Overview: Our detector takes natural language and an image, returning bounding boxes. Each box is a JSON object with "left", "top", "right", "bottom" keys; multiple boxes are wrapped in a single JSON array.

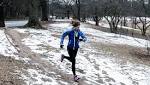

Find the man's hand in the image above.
[{"left": 60, "top": 45, "right": 64, "bottom": 48}]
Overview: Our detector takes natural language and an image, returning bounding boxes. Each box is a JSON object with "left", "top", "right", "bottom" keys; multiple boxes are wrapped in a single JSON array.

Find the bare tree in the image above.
[
  {"left": 93, "top": 7, "right": 102, "bottom": 26},
  {"left": 137, "top": 17, "right": 150, "bottom": 36},
  {"left": 0, "top": 0, "right": 11, "bottom": 27},
  {"left": 93, "top": 0, "right": 104, "bottom": 26},
  {"left": 75, "top": 0, "right": 81, "bottom": 21},
  {"left": 119, "top": 0, "right": 129, "bottom": 27},
  {"left": 135, "top": 0, "right": 150, "bottom": 36},
  {"left": 130, "top": 17, "right": 138, "bottom": 30},
  {"left": 40, "top": 0, "right": 49, "bottom": 21},
  {"left": 25, "top": 0, "right": 43, "bottom": 29},
  {"left": 103, "top": 0, "right": 122, "bottom": 33},
  {"left": 61, "top": 0, "right": 75, "bottom": 19}
]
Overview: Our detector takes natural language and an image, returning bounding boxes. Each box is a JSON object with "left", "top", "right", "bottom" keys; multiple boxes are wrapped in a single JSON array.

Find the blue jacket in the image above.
[{"left": 60, "top": 27, "right": 87, "bottom": 49}]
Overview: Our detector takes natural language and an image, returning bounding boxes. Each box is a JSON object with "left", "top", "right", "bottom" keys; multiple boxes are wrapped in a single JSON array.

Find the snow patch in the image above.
[
  {"left": 22, "top": 69, "right": 59, "bottom": 85},
  {"left": 5, "top": 20, "right": 28, "bottom": 27},
  {"left": 0, "top": 30, "right": 18, "bottom": 57}
]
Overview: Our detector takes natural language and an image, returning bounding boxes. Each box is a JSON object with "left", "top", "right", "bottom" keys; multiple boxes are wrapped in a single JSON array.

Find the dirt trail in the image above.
[{"left": 5, "top": 29, "right": 90, "bottom": 85}]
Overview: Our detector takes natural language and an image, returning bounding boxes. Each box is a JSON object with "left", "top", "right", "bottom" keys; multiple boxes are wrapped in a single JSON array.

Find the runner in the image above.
[{"left": 60, "top": 20, "right": 87, "bottom": 81}]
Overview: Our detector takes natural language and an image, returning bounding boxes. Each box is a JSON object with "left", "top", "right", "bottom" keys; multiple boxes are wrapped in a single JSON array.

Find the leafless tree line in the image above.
[
  {"left": 0, "top": 0, "right": 150, "bottom": 36},
  {"left": 0, "top": 0, "right": 49, "bottom": 29}
]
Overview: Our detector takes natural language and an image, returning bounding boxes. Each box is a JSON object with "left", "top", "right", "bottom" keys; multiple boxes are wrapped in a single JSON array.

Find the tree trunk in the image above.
[
  {"left": 94, "top": 7, "right": 99, "bottom": 26},
  {"left": 25, "top": 0, "right": 43, "bottom": 29},
  {"left": 76, "top": 0, "right": 80, "bottom": 21},
  {"left": 134, "top": 18, "right": 137, "bottom": 29},
  {"left": 123, "top": 17, "right": 127, "bottom": 26},
  {"left": 142, "top": 25, "right": 146, "bottom": 36},
  {"left": 109, "top": 23, "right": 113, "bottom": 33},
  {"left": 41, "top": 0, "right": 48, "bottom": 21},
  {"left": 82, "top": 14, "right": 86, "bottom": 22},
  {"left": 113, "top": 26, "right": 118, "bottom": 33},
  {"left": 0, "top": 4, "right": 5, "bottom": 27},
  {"left": 110, "top": 22, "right": 118, "bottom": 33},
  {"left": 67, "top": 10, "right": 70, "bottom": 19},
  {"left": 95, "top": 16, "right": 99, "bottom": 26},
  {"left": 142, "top": 30, "right": 146, "bottom": 36}
]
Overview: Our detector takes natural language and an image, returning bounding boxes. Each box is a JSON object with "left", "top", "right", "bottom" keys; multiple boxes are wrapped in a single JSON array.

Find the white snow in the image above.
[
  {"left": 50, "top": 22, "right": 149, "bottom": 48},
  {"left": 54, "top": 19, "right": 72, "bottom": 22},
  {"left": 0, "top": 29, "right": 18, "bottom": 57},
  {"left": 50, "top": 23, "right": 71, "bottom": 29},
  {"left": 14, "top": 21, "right": 150, "bottom": 85},
  {"left": 22, "top": 69, "right": 60, "bottom": 85},
  {"left": 5, "top": 20, "right": 28, "bottom": 27},
  {"left": 87, "top": 20, "right": 140, "bottom": 31}
]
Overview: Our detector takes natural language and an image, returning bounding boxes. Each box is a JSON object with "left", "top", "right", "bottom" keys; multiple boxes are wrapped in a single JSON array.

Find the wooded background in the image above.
[{"left": 1, "top": 0, "right": 150, "bottom": 36}]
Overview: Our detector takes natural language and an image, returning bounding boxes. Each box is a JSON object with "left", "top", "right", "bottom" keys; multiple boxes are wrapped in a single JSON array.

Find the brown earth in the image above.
[{"left": 0, "top": 55, "right": 25, "bottom": 85}]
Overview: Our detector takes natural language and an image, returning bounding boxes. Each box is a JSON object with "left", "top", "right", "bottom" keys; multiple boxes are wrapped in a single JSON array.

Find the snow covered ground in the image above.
[
  {"left": 22, "top": 69, "right": 60, "bottom": 85},
  {"left": 87, "top": 20, "right": 140, "bottom": 31},
  {"left": 14, "top": 22, "right": 150, "bottom": 85},
  {"left": 50, "top": 23, "right": 150, "bottom": 48},
  {"left": 0, "top": 29, "right": 18, "bottom": 57},
  {"left": 1, "top": 20, "right": 150, "bottom": 85},
  {"left": 5, "top": 20, "right": 28, "bottom": 27}
]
